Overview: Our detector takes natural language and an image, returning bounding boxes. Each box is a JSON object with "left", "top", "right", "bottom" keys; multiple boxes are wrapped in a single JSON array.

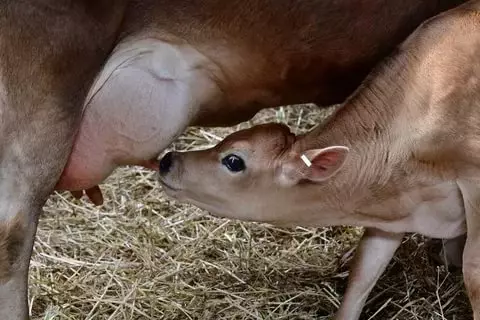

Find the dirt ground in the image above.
[{"left": 30, "top": 105, "right": 470, "bottom": 319}]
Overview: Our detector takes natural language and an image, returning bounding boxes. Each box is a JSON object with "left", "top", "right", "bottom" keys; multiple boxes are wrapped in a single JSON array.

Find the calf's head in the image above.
[{"left": 158, "top": 123, "right": 349, "bottom": 224}]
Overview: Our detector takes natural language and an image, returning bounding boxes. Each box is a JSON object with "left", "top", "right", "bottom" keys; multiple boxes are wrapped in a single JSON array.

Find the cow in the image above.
[
  {"left": 157, "top": 1, "right": 480, "bottom": 318},
  {"left": 0, "top": 0, "right": 466, "bottom": 319}
]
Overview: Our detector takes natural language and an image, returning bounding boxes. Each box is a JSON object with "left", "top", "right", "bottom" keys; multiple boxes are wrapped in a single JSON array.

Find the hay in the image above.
[{"left": 31, "top": 105, "right": 470, "bottom": 319}]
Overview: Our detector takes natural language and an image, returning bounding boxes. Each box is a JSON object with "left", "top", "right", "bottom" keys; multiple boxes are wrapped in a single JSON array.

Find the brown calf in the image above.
[
  {"left": 0, "top": 0, "right": 466, "bottom": 318},
  {"left": 158, "top": 1, "right": 480, "bottom": 318}
]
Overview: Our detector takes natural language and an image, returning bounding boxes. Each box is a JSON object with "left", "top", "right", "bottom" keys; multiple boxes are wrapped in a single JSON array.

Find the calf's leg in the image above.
[
  {"left": 335, "top": 228, "right": 404, "bottom": 320},
  {"left": 457, "top": 179, "right": 480, "bottom": 319}
]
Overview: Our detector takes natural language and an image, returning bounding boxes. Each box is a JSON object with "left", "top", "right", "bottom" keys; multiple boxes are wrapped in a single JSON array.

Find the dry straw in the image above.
[{"left": 31, "top": 105, "right": 469, "bottom": 319}]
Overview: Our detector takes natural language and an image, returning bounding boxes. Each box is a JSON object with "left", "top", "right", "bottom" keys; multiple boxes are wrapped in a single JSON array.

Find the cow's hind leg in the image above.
[
  {"left": 0, "top": 105, "right": 81, "bottom": 319},
  {"left": 0, "top": 2, "right": 126, "bottom": 319}
]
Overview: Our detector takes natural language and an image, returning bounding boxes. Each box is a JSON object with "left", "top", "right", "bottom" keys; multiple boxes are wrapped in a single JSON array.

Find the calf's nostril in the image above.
[{"left": 159, "top": 151, "right": 174, "bottom": 174}]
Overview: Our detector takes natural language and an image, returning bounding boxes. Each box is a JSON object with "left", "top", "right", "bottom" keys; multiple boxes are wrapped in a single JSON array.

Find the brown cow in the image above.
[
  {"left": 0, "top": 0, "right": 466, "bottom": 319},
  {"left": 158, "top": 1, "right": 480, "bottom": 318}
]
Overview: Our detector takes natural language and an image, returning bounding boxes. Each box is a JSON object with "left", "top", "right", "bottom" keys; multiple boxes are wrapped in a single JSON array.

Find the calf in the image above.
[
  {"left": 0, "top": 0, "right": 466, "bottom": 319},
  {"left": 158, "top": 1, "right": 480, "bottom": 318}
]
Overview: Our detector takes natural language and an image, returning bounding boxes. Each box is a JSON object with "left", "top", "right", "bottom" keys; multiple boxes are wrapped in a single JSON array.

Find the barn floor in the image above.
[{"left": 31, "top": 105, "right": 470, "bottom": 320}]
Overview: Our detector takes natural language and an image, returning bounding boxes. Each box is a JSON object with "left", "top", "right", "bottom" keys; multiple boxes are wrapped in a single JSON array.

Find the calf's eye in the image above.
[{"left": 221, "top": 154, "right": 246, "bottom": 172}]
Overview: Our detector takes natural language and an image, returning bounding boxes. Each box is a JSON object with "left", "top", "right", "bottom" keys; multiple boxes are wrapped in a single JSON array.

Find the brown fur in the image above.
[
  {"left": 120, "top": 0, "right": 468, "bottom": 126},
  {"left": 158, "top": 2, "right": 480, "bottom": 318},
  {"left": 0, "top": 1, "right": 127, "bottom": 318},
  {"left": 0, "top": 0, "right": 127, "bottom": 194},
  {"left": 55, "top": 1, "right": 469, "bottom": 195},
  {"left": 0, "top": 0, "right": 470, "bottom": 319},
  {"left": 0, "top": 216, "right": 25, "bottom": 283}
]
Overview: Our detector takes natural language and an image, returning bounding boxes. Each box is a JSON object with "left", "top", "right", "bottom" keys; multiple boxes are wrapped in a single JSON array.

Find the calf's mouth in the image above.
[{"left": 158, "top": 151, "right": 184, "bottom": 193}]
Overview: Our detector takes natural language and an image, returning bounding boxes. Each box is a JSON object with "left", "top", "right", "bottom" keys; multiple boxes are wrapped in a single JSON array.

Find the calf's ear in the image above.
[
  {"left": 277, "top": 146, "right": 349, "bottom": 186},
  {"left": 303, "top": 146, "right": 349, "bottom": 181}
]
